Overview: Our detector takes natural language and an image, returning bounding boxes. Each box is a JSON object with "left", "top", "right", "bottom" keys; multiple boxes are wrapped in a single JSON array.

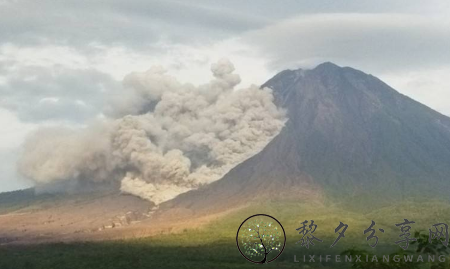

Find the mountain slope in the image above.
[{"left": 161, "top": 62, "right": 450, "bottom": 213}]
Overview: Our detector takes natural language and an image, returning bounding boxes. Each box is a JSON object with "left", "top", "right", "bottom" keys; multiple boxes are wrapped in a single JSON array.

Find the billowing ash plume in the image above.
[{"left": 18, "top": 59, "right": 286, "bottom": 205}]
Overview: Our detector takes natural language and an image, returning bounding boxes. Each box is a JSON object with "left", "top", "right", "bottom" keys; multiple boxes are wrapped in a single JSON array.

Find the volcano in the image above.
[
  {"left": 3, "top": 62, "right": 450, "bottom": 243},
  {"left": 162, "top": 62, "right": 450, "bottom": 213}
]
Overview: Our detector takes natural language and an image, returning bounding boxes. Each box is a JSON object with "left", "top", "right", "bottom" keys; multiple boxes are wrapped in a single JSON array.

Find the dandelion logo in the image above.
[{"left": 236, "top": 214, "right": 286, "bottom": 264}]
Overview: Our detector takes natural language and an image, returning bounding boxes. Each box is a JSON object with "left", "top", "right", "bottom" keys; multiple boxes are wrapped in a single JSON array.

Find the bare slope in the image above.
[{"left": 0, "top": 189, "right": 152, "bottom": 244}]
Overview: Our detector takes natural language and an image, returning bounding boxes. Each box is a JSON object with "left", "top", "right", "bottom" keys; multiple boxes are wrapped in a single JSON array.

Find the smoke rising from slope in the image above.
[{"left": 18, "top": 59, "right": 286, "bottom": 204}]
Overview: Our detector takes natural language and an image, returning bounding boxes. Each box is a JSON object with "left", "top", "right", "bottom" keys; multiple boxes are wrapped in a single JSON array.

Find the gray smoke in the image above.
[{"left": 18, "top": 59, "right": 286, "bottom": 205}]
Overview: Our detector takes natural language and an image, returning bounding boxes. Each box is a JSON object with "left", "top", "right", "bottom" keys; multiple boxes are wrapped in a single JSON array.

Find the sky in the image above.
[{"left": 1, "top": 0, "right": 449, "bottom": 192}]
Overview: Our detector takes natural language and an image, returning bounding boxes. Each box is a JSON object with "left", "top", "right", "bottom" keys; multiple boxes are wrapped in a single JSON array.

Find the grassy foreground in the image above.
[{"left": 2, "top": 199, "right": 450, "bottom": 269}]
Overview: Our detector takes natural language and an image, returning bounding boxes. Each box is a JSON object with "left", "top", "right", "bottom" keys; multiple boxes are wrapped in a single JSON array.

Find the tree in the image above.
[
  {"left": 411, "top": 230, "right": 449, "bottom": 256},
  {"left": 342, "top": 231, "right": 450, "bottom": 269},
  {"left": 411, "top": 230, "right": 449, "bottom": 269},
  {"left": 236, "top": 214, "right": 286, "bottom": 264}
]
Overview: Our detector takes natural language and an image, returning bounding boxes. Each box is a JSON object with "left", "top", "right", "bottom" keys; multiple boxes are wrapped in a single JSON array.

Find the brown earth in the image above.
[{"left": 0, "top": 189, "right": 247, "bottom": 245}]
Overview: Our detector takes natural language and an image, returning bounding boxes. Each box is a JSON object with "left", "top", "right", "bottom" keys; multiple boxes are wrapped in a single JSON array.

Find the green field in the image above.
[{"left": 2, "top": 199, "right": 450, "bottom": 269}]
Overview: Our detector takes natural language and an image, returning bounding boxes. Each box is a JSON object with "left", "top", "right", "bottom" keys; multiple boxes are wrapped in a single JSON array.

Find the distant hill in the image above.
[
  {"left": 0, "top": 189, "right": 37, "bottom": 214},
  {"left": 0, "top": 188, "right": 153, "bottom": 244}
]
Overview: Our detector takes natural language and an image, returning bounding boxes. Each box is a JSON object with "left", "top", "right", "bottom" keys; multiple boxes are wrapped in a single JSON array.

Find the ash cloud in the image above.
[{"left": 18, "top": 59, "right": 286, "bottom": 204}]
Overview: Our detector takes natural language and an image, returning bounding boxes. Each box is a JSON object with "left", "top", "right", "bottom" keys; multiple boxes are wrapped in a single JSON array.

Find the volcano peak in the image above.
[{"left": 162, "top": 63, "right": 450, "bottom": 214}]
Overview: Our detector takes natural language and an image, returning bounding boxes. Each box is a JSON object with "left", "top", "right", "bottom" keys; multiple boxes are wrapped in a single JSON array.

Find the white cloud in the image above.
[
  {"left": 0, "top": 107, "right": 37, "bottom": 149},
  {"left": 0, "top": 108, "right": 36, "bottom": 192},
  {"left": 241, "top": 13, "right": 450, "bottom": 73},
  {"left": 0, "top": 43, "right": 88, "bottom": 70},
  {"left": 380, "top": 67, "right": 450, "bottom": 116},
  {"left": 0, "top": 148, "right": 33, "bottom": 192}
]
